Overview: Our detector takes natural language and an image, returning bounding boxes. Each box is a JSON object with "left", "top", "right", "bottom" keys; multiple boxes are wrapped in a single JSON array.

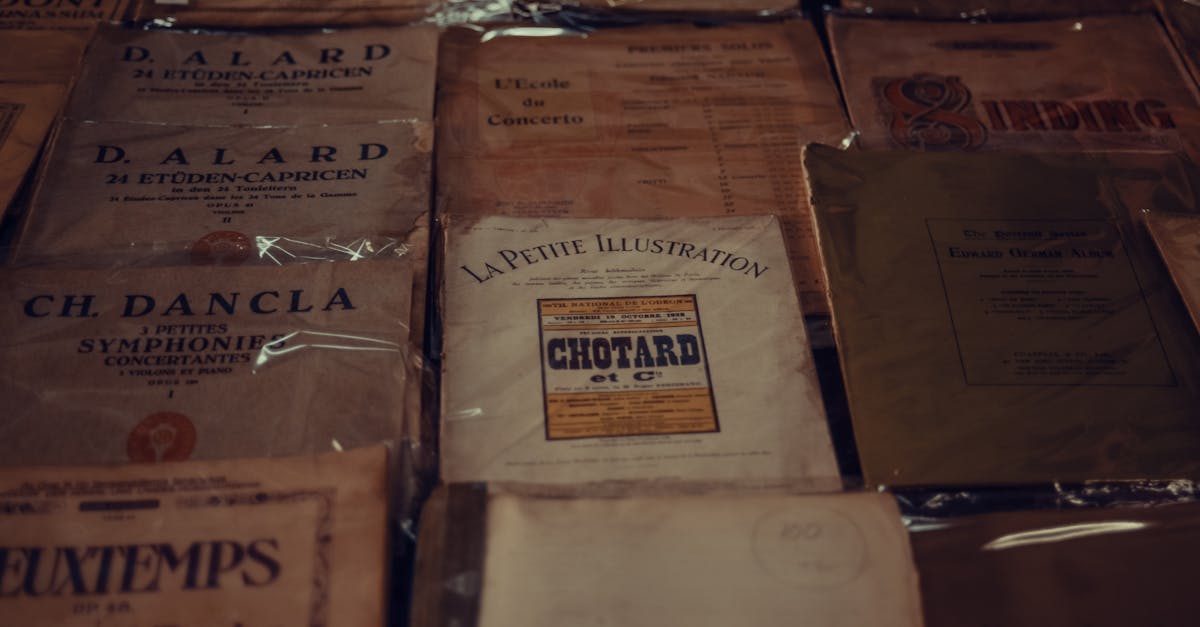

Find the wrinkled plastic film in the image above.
[
  {"left": 0, "top": 259, "right": 431, "bottom": 521},
  {"left": 908, "top": 501, "right": 1200, "bottom": 627}
]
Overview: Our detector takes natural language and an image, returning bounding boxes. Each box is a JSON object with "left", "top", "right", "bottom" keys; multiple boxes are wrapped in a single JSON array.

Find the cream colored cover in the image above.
[
  {"left": 1146, "top": 212, "right": 1200, "bottom": 335},
  {"left": 437, "top": 22, "right": 849, "bottom": 314},
  {"left": 414, "top": 488, "right": 921, "bottom": 627},
  {"left": 441, "top": 215, "right": 838, "bottom": 489},
  {"left": 16, "top": 119, "right": 431, "bottom": 266},
  {"left": 67, "top": 24, "right": 437, "bottom": 125},
  {"left": 0, "top": 446, "right": 388, "bottom": 627},
  {"left": 0, "top": 0, "right": 127, "bottom": 30},
  {"left": 830, "top": 15, "right": 1200, "bottom": 157},
  {"left": 134, "top": 0, "right": 432, "bottom": 26},
  {"left": 0, "top": 260, "right": 413, "bottom": 467},
  {"left": 0, "top": 82, "right": 67, "bottom": 219}
]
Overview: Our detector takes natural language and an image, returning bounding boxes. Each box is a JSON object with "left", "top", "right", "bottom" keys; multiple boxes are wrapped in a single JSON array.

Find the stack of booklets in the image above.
[{"left": 0, "top": 4, "right": 1199, "bottom": 626}]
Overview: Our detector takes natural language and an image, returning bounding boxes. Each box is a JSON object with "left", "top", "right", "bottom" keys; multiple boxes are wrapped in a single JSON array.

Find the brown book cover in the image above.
[
  {"left": 440, "top": 215, "right": 839, "bottom": 490},
  {"left": 15, "top": 119, "right": 431, "bottom": 266},
  {"left": 0, "top": 0, "right": 128, "bottom": 30},
  {"left": 437, "top": 22, "right": 849, "bottom": 314},
  {"left": 413, "top": 486, "right": 922, "bottom": 627},
  {"left": 560, "top": 0, "right": 797, "bottom": 14},
  {"left": 0, "top": 29, "right": 93, "bottom": 83},
  {"left": 66, "top": 24, "right": 437, "bottom": 126},
  {"left": 829, "top": 14, "right": 1200, "bottom": 157},
  {"left": 913, "top": 502, "right": 1200, "bottom": 627},
  {"left": 805, "top": 145, "right": 1200, "bottom": 487},
  {"left": 1159, "top": 0, "right": 1200, "bottom": 89},
  {"left": 837, "top": 0, "right": 1150, "bottom": 18},
  {"left": 0, "top": 446, "right": 389, "bottom": 627},
  {"left": 1146, "top": 212, "right": 1200, "bottom": 335},
  {"left": 0, "top": 82, "right": 67, "bottom": 221},
  {"left": 0, "top": 260, "right": 415, "bottom": 468},
  {"left": 133, "top": 0, "right": 431, "bottom": 26}
]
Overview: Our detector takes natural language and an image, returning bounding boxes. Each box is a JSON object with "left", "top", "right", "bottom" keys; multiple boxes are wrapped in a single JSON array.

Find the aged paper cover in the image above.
[
  {"left": 413, "top": 487, "right": 922, "bottom": 627},
  {"left": 913, "top": 502, "right": 1200, "bottom": 627},
  {"left": 67, "top": 24, "right": 437, "bottom": 126},
  {"left": 16, "top": 119, "right": 431, "bottom": 266},
  {"left": 437, "top": 22, "right": 849, "bottom": 314},
  {"left": 0, "top": 82, "right": 67, "bottom": 221},
  {"left": 0, "top": 29, "right": 92, "bottom": 83},
  {"left": 1159, "top": 0, "right": 1200, "bottom": 89},
  {"left": 829, "top": 15, "right": 1200, "bottom": 157},
  {"left": 836, "top": 0, "right": 1149, "bottom": 17},
  {"left": 564, "top": 0, "right": 797, "bottom": 14},
  {"left": 805, "top": 145, "right": 1200, "bottom": 486},
  {"left": 0, "top": 446, "right": 388, "bottom": 627},
  {"left": 441, "top": 215, "right": 838, "bottom": 489},
  {"left": 0, "top": 0, "right": 127, "bottom": 30},
  {"left": 1146, "top": 212, "right": 1200, "bottom": 335},
  {"left": 134, "top": 0, "right": 432, "bottom": 26},
  {"left": 0, "top": 260, "right": 414, "bottom": 467}
]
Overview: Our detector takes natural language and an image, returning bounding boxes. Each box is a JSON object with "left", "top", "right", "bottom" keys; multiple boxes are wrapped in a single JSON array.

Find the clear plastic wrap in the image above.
[
  {"left": 803, "top": 145, "right": 1200, "bottom": 488},
  {"left": 909, "top": 500, "right": 1200, "bottom": 627},
  {"left": 439, "top": 214, "right": 841, "bottom": 491},
  {"left": 0, "top": 446, "right": 391, "bottom": 627},
  {"left": 436, "top": 21, "right": 851, "bottom": 316},
  {"left": 836, "top": 0, "right": 1152, "bottom": 19},
  {"left": 132, "top": 0, "right": 440, "bottom": 27},
  {"left": 827, "top": 14, "right": 1200, "bottom": 159},
  {"left": 509, "top": 0, "right": 800, "bottom": 24},
  {"left": 413, "top": 485, "right": 921, "bottom": 627},
  {"left": 0, "top": 258, "right": 432, "bottom": 525}
]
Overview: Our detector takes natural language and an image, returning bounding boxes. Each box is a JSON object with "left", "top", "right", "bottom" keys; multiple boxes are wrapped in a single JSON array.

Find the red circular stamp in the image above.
[
  {"left": 127, "top": 412, "right": 197, "bottom": 463},
  {"left": 191, "top": 231, "right": 253, "bottom": 266}
]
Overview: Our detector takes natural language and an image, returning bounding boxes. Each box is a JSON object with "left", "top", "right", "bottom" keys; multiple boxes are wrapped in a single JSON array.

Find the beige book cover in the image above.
[
  {"left": 0, "top": 29, "right": 92, "bottom": 83},
  {"left": 437, "top": 22, "right": 849, "bottom": 314},
  {"left": 134, "top": 0, "right": 432, "bottom": 26},
  {"left": 805, "top": 145, "right": 1200, "bottom": 486},
  {"left": 0, "top": 446, "right": 388, "bottom": 627},
  {"left": 0, "top": 0, "right": 127, "bottom": 30},
  {"left": 0, "top": 82, "right": 67, "bottom": 220},
  {"left": 913, "top": 502, "right": 1200, "bottom": 627},
  {"left": 829, "top": 14, "right": 1200, "bottom": 157},
  {"left": 836, "top": 0, "right": 1149, "bottom": 18},
  {"left": 16, "top": 119, "right": 431, "bottom": 266},
  {"left": 413, "top": 486, "right": 922, "bottom": 627},
  {"left": 0, "top": 260, "right": 414, "bottom": 468},
  {"left": 1159, "top": 0, "right": 1200, "bottom": 89},
  {"left": 1146, "top": 212, "right": 1200, "bottom": 335},
  {"left": 441, "top": 215, "right": 839, "bottom": 490},
  {"left": 67, "top": 24, "right": 437, "bottom": 126}
]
